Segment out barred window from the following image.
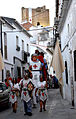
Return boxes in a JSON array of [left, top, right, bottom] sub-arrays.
[[65, 61, 68, 84]]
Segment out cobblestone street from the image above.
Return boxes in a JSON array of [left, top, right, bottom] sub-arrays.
[[0, 89, 76, 119]]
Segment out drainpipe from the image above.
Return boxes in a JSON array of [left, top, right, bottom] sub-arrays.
[[0, 20, 4, 81]]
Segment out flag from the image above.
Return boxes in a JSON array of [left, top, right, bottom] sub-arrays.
[[51, 40, 65, 85], [0, 50, 4, 71]]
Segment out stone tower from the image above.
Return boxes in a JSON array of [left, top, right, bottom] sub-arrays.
[[21, 6, 50, 27]]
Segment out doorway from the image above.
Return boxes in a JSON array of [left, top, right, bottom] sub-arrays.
[[17, 67, 21, 78]]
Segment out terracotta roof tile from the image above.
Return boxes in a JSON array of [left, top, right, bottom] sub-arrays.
[[21, 22, 33, 30]]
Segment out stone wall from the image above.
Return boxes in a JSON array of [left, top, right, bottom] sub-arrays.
[[21, 6, 50, 27]]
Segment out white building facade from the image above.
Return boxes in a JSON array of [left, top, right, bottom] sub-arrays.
[[56, 0, 76, 107], [0, 17, 31, 81]]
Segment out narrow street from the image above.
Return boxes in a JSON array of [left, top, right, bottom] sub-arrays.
[[0, 89, 76, 119]]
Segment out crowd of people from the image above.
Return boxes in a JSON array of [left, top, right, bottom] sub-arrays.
[[47, 74, 59, 89], [4, 50, 59, 116], [5, 71, 47, 116], [4, 50, 48, 116]]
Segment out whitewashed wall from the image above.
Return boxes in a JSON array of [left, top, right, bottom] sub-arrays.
[[60, 0, 76, 106], [2, 21, 30, 80]]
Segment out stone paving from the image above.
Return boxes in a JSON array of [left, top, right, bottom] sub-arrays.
[[47, 89, 76, 119], [0, 88, 76, 119]]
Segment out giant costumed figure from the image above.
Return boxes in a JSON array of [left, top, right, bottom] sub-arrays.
[[30, 51, 41, 107], [35, 50, 48, 83]]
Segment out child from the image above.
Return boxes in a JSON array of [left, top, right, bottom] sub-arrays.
[[38, 75, 47, 112], [10, 79, 20, 113], [19, 73, 33, 116]]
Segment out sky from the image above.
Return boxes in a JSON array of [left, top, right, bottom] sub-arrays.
[[0, 0, 55, 27]]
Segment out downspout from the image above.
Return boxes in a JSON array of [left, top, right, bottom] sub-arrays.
[[0, 20, 4, 81]]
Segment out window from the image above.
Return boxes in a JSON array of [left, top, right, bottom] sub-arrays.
[[4, 32, 7, 59], [16, 36, 20, 51], [27, 44, 29, 52], [37, 22, 40, 26], [16, 36, 19, 46], [65, 61, 68, 84], [67, 24, 69, 34], [17, 67, 21, 78], [22, 40, 24, 50], [11, 68, 13, 78]]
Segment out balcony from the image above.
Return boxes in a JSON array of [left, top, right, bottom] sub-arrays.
[[22, 50, 27, 63], [22, 50, 30, 63]]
